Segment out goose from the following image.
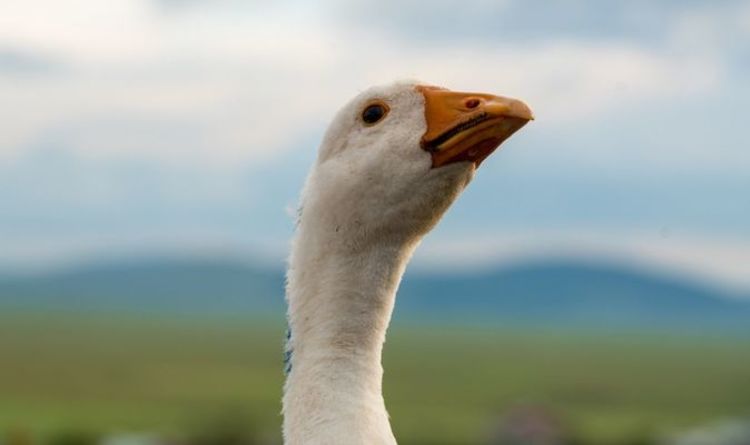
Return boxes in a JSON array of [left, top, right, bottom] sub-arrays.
[[282, 80, 533, 445]]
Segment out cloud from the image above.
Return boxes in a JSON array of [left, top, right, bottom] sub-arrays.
[[0, 47, 64, 76], [0, 1, 728, 165], [331, 0, 750, 49], [0, 0, 747, 289], [0, 139, 315, 272]]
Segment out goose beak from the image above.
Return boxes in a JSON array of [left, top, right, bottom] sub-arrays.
[[417, 86, 533, 168]]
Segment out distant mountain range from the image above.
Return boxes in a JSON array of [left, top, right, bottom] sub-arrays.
[[1, 257, 749, 333]]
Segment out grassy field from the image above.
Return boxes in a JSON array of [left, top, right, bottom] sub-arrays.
[[1, 312, 749, 444]]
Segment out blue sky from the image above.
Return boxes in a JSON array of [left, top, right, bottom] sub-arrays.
[[1, 0, 748, 290]]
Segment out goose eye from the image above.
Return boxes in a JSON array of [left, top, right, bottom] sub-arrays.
[[362, 103, 388, 125]]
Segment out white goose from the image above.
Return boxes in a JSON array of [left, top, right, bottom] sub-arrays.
[[282, 81, 533, 445]]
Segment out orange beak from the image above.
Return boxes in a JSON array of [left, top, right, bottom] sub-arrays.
[[417, 86, 533, 168]]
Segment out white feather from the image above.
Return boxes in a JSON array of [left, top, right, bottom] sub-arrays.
[[282, 81, 475, 445]]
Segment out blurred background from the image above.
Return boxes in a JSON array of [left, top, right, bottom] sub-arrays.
[[1, 1, 749, 444]]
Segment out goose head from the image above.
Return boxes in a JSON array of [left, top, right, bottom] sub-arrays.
[[299, 81, 533, 250]]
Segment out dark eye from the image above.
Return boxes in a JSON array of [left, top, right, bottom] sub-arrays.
[[362, 103, 388, 125]]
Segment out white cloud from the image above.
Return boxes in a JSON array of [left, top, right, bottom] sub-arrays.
[[0, 0, 747, 284], [0, 0, 729, 166], [668, 2, 750, 54], [0, 1, 153, 56], [370, 41, 719, 123]]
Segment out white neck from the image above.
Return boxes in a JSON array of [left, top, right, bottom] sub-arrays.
[[282, 219, 418, 445]]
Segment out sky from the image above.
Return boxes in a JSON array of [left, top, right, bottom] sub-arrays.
[[1, 0, 749, 291]]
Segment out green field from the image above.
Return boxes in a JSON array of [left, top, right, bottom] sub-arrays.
[[1, 312, 749, 444]]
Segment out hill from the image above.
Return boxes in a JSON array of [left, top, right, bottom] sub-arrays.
[[1, 257, 748, 332]]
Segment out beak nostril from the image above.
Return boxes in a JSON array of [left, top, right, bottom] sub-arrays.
[[465, 98, 481, 109]]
